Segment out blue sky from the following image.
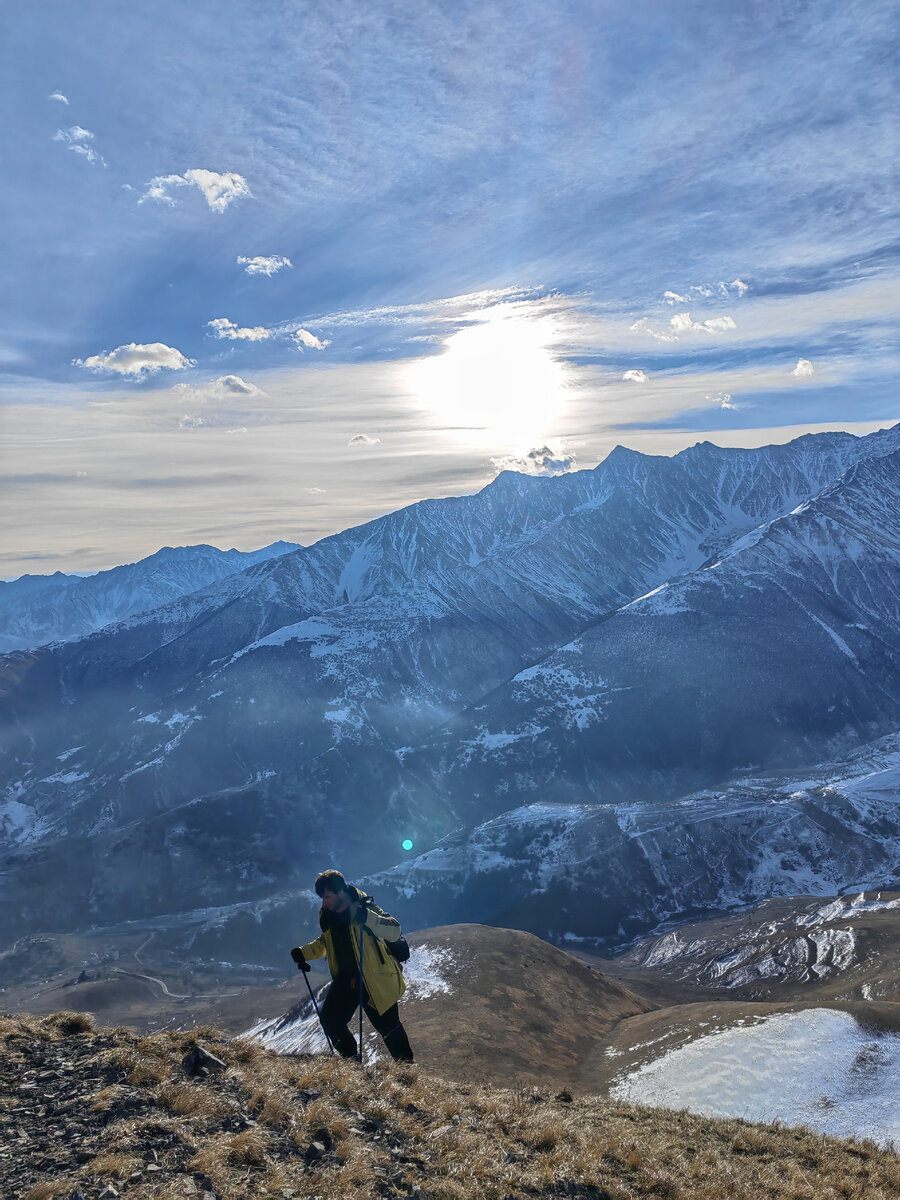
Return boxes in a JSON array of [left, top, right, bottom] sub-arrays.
[[2, 0, 897, 574]]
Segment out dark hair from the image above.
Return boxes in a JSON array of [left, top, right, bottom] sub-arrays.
[[315, 869, 348, 897]]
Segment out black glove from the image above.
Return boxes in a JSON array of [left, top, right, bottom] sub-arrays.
[[290, 947, 310, 972]]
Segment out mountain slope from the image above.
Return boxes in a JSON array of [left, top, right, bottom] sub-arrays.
[[368, 732, 900, 943], [0, 541, 300, 652], [2, 425, 900, 951], [405, 445, 900, 820], [7, 1010, 900, 1200]]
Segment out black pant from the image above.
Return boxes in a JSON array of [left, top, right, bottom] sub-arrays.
[[319, 974, 413, 1062]]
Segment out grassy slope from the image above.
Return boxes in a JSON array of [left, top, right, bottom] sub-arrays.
[[3, 1012, 900, 1200]]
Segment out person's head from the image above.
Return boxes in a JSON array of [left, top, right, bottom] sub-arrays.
[[315, 869, 351, 912]]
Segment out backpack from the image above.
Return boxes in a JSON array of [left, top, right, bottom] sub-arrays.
[[357, 890, 410, 965], [384, 935, 410, 964]]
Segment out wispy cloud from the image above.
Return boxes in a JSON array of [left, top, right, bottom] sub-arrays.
[[170, 374, 263, 401], [48, 91, 69, 105], [140, 169, 251, 213], [791, 358, 815, 378], [237, 255, 292, 276], [208, 317, 270, 341], [491, 445, 575, 476], [663, 280, 749, 304], [631, 312, 737, 342], [708, 391, 737, 409], [279, 287, 537, 336], [74, 343, 193, 376], [53, 126, 106, 166], [623, 369, 649, 383], [348, 433, 381, 446]]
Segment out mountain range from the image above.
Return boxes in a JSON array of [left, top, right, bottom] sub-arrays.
[[2, 422, 899, 959]]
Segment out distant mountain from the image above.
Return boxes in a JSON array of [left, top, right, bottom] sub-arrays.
[[369, 733, 900, 944], [608, 889, 900, 999], [2, 424, 899, 954], [0, 541, 300, 652], [402, 443, 900, 822]]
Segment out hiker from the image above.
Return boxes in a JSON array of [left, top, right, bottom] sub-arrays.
[[291, 869, 414, 1062]]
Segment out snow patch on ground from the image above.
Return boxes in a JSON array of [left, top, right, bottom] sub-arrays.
[[403, 943, 456, 999], [802, 891, 900, 925], [611, 1009, 900, 1148], [0, 798, 50, 845]]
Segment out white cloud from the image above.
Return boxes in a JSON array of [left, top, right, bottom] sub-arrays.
[[238, 255, 292, 276], [623, 369, 649, 383], [491, 445, 575, 476], [303, 487, 325, 494], [74, 342, 193, 376], [664, 280, 748, 304], [208, 317, 270, 342], [140, 169, 251, 213], [178, 414, 205, 429], [707, 391, 737, 409], [171, 374, 262, 402], [48, 91, 69, 105], [348, 433, 381, 446], [704, 315, 738, 333], [633, 312, 737, 341], [225, 427, 249, 435], [294, 328, 330, 350], [791, 358, 816, 378], [53, 126, 105, 166]]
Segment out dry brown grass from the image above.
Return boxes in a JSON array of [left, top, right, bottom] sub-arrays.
[[156, 1080, 232, 1119], [23, 1184, 75, 1200], [6, 1014, 900, 1200], [44, 1009, 94, 1035], [82, 1151, 141, 1179]]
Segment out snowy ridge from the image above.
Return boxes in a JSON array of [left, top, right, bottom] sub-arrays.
[[370, 734, 900, 946], [0, 541, 300, 652], [3, 424, 900, 949]]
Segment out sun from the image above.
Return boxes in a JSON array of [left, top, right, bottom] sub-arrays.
[[406, 309, 567, 446]]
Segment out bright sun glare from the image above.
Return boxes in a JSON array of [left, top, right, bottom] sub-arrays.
[[406, 310, 567, 447]]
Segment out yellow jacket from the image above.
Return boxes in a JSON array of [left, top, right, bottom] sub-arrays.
[[300, 888, 406, 1016]]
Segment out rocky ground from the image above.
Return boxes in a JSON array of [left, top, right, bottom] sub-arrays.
[[4, 1011, 900, 1200]]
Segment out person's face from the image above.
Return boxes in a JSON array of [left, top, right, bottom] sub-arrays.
[[321, 887, 350, 913]]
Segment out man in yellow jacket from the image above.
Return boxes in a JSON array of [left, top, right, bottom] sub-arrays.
[[291, 869, 413, 1062]]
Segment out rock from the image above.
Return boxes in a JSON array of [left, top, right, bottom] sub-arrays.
[[181, 1042, 227, 1077], [304, 1140, 327, 1163], [309, 1126, 333, 1151]]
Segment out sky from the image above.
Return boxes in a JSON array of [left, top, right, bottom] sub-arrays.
[[1, 0, 897, 576]]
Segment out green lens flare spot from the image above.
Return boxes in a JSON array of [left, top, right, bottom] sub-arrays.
[[402, 839, 414, 851]]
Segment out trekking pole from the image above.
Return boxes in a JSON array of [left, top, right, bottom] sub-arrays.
[[301, 968, 336, 1056], [358, 918, 365, 1065]]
